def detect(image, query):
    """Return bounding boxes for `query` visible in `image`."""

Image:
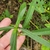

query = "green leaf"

[0,26,13,31]
[10,29,17,50]
[16,2,26,28]
[32,28,50,35]
[23,1,35,28]
[4,9,11,17]
[10,2,26,50]
[21,28,50,48]
[45,23,50,28]
[32,0,45,13]
[19,2,26,14]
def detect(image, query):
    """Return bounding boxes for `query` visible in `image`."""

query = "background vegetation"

[0,0,50,50]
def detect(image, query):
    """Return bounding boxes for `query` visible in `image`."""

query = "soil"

[0,0,50,50]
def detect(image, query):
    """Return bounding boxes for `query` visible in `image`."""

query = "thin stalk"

[46,20,50,24]
[30,21,39,30]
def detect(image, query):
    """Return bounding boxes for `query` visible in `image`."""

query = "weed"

[0,0,50,50]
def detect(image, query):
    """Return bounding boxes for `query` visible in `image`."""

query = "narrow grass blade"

[23,1,35,28]
[0,26,13,31]
[10,29,17,50]
[21,28,50,48]
[16,2,26,28]
[10,2,26,50]
[32,28,50,35]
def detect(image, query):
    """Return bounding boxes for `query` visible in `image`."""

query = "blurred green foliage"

[0,9,13,20]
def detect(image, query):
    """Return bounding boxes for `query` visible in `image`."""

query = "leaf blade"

[32,28,50,35]
[0,26,13,31]
[10,29,17,50]
[16,2,26,28]
[23,1,35,28]
[21,28,50,48]
[10,2,26,50]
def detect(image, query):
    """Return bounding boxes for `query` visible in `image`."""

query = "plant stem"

[30,21,39,30]
[46,20,50,24]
